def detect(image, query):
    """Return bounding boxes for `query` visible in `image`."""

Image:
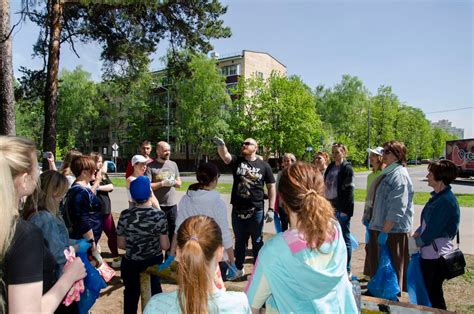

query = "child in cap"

[117,176,170,313]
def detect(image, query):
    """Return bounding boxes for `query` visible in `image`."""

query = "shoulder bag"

[432,232,466,280]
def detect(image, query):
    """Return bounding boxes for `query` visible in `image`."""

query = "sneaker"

[111,257,122,268]
[228,268,245,281]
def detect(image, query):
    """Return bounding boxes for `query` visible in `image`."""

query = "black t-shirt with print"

[230,154,275,208]
[3,220,56,294]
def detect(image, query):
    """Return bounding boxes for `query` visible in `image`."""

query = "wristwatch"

[268,208,274,212]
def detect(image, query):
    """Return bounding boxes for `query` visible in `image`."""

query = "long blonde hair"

[278,162,335,250]
[176,216,223,314]
[23,170,69,220]
[0,136,37,312]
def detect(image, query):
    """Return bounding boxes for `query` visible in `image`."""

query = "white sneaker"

[111,257,122,268]
[228,268,245,281]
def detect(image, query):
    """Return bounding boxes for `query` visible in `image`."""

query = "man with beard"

[125,140,154,178]
[146,141,181,251]
[213,137,276,279]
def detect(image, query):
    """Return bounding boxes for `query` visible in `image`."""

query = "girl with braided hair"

[245,162,357,313]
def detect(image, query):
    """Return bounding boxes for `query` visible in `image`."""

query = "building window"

[221,64,240,76]
[256,71,264,79]
[179,144,186,154]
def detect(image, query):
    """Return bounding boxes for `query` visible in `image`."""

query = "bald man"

[214,137,276,279]
[146,141,182,248]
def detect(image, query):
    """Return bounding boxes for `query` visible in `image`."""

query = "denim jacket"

[28,210,71,278]
[369,164,414,233]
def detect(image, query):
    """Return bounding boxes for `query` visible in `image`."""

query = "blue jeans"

[337,212,352,273]
[232,207,264,270]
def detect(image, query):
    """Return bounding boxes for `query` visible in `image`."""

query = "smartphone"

[43,151,53,159]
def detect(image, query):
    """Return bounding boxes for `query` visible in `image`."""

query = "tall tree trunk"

[0,0,15,135]
[43,0,62,161]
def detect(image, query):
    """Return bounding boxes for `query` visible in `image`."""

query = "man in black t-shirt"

[214,137,276,279]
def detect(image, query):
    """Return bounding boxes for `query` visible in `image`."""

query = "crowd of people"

[0,134,461,313]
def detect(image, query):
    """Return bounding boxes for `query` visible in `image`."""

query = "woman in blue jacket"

[413,160,460,310]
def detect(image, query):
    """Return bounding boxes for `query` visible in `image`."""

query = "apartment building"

[87,50,286,169]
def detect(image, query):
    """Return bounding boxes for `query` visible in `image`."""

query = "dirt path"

[91,215,474,313]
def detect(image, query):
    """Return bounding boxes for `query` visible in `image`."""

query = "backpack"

[60,185,83,235]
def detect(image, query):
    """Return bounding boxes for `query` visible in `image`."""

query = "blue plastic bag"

[365,225,370,244]
[77,252,107,314]
[349,233,359,250]
[273,212,282,233]
[407,253,431,307]
[367,244,400,301]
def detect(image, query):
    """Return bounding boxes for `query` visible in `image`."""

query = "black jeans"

[121,255,163,314]
[161,205,177,254]
[278,206,289,232]
[232,206,264,270]
[420,257,447,310]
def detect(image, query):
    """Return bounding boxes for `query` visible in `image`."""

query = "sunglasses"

[382,148,392,155]
[242,142,254,146]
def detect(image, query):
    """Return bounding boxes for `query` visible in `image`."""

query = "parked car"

[105,160,116,173]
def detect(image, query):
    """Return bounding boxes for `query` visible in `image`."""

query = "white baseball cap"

[131,155,147,166]
[367,147,384,156]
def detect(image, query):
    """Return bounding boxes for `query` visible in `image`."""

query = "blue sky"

[11,0,473,138]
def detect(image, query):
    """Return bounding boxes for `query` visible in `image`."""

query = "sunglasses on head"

[382,148,392,155]
[242,142,254,146]
[332,142,343,147]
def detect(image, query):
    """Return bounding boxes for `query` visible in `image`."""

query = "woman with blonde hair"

[144,215,251,314]
[0,136,86,313]
[246,162,357,313]
[23,170,91,278]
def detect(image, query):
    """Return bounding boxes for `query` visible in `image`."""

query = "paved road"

[110,187,474,254]
[179,165,473,194]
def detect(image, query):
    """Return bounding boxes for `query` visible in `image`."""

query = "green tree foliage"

[370,85,399,146]
[14,67,46,144]
[22,0,231,156]
[173,53,231,161]
[56,66,102,157]
[432,127,458,159]
[315,75,370,164]
[231,72,322,159]
[394,105,433,161]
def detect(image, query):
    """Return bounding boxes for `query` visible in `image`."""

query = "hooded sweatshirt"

[176,189,232,250]
[245,222,357,313]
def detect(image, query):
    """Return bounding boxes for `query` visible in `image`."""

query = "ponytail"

[177,240,211,314]
[278,162,335,250]
[297,191,335,250]
[176,216,223,314]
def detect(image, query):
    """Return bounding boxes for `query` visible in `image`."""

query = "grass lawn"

[112,178,473,207]
[111,178,233,194]
[354,189,474,207]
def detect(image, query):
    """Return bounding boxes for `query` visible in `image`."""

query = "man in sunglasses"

[213,136,276,280]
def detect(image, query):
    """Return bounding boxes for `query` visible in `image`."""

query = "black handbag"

[432,232,466,280]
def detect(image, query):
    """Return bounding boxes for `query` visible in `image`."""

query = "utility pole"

[367,102,371,169]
